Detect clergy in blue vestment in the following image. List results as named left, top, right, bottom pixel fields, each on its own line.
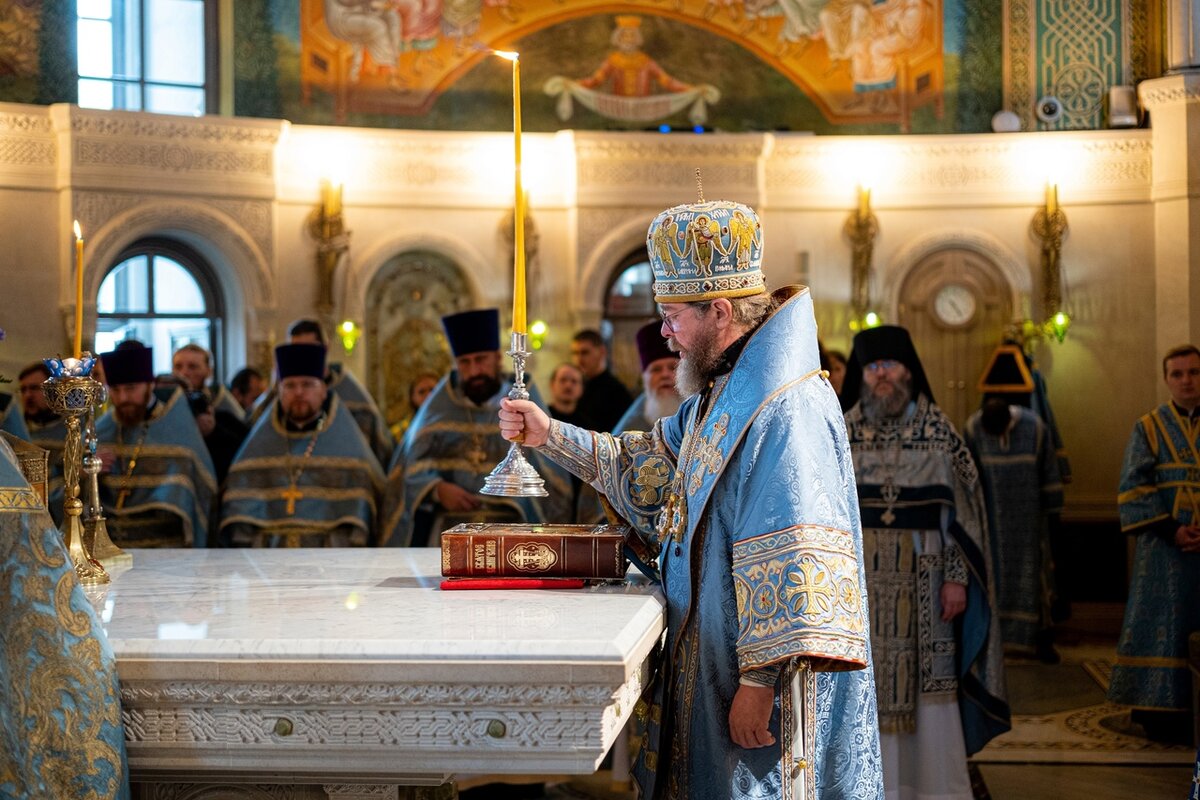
left=842, top=325, right=1008, bottom=800
left=381, top=308, right=570, bottom=547
left=220, top=343, right=383, bottom=547
left=95, top=342, right=216, bottom=547
left=1112, top=344, right=1200, bottom=741
left=964, top=345, right=1064, bottom=660
left=499, top=198, right=884, bottom=799
left=0, top=433, right=129, bottom=799
left=289, top=319, right=395, bottom=467
left=611, top=320, right=681, bottom=434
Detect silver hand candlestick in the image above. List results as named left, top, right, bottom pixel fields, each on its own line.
left=83, top=407, right=131, bottom=567
left=481, top=331, right=548, bottom=497
left=42, top=355, right=108, bottom=585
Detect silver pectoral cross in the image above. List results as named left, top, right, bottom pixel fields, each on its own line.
left=881, top=478, right=901, bottom=526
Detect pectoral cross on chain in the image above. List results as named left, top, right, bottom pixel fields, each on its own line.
left=881, top=478, right=901, bottom=526
left=282, top=485, right=304, bottom=516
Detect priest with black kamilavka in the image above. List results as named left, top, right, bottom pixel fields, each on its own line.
left=381, top=308, right=568, bottom=547
left=96, top=341, right=216, bottom=548
left=220, top=343, right=383, bottom=547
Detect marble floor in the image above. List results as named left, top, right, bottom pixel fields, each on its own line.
left=468, top=640, right=1199, bottom=800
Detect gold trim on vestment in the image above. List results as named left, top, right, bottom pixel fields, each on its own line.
left=223, top=486, right=376, bottom=504
left=105, top=501, right=197, bottom=544
left=229, top=455, right=384, bottom=492
left=0, top=487, right=41, bottom=512
left=219, top=513, right=370, bottom=533
left=405, top=457, right=495, bottom=477
left=105, top=443, right=218, bottom=494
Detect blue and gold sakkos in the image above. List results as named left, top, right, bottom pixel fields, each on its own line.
left=0, top=435, right=129, bottom=799
left=540, top=286, right=883, bottom=800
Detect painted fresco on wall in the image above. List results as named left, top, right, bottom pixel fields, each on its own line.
left=0, top=0, right=74, bottom=105
left=240, top=0, right=971, bottom=133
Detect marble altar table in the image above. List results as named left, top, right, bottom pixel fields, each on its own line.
left=99, top=548, right=664, bottom=799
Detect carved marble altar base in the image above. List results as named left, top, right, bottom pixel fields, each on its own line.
left=103, top=549, right=662, bottom=799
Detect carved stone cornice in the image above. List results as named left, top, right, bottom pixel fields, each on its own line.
left=1139, top=73, right=1200, bottom=109
left=120, top=680, right=619, bottom=707
left=0, top=106, right=54, bottom=137
left=766, top=132, right=1152, bottom=204
left=120, top=669, right=646, bottom=770
left=571, top=133, right=766, bottom=207
left=68, top=109, right=284, bottom=148
left=0, top=106, right=56, bottom=183
left=51, top=106, right=283, bottom=191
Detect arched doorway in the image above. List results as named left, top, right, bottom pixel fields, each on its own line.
left=896, top=248, right=1014, bottom=429
left=603, top=249, right=656, bottom=390
left=365, top=251, right=476, bottom=429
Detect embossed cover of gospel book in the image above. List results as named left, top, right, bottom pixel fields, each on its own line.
left=440, top=522, right=629, bottom=579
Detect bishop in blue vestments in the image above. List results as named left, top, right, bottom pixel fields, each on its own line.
left=500, top=198, right=883, bottom=799
left=0, top=433, right=129, bottom=799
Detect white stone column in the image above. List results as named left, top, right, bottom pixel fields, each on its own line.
left=1141, top=73, right=1200, bottom=354
left=1165, top=0, right=1200, bottom=71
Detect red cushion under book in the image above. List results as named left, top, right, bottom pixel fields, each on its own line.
left=439, top=578, right=585, bottom=590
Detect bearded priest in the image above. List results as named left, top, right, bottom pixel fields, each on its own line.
left=220, top=343, right=383, bottom=547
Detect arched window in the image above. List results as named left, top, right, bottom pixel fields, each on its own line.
left=604, top=251, right=657, bottom=388
left=95, top=239, right=224, bottom=377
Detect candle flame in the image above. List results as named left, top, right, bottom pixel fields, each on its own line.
left=73, top=220, right=82, bottom=239
left=493, top=50, right=519, bottom=61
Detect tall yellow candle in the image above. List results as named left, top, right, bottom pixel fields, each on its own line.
left=857, top=185, right=871, bottom=220
left=73, top=220, right=84, bottom=358
left=497, top=50, right=526, bottom=335
left=1046, top=182, right=1058, bottom=216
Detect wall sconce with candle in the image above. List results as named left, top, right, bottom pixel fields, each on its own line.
left=845, top=184, right=882, bottom=331
left=1030, top=182, right=1071, bottom=343
left=306, top=178, right=351, bottom=319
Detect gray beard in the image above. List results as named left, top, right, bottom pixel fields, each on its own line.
left=644, top=388, right=682, bottom=422
left=861, top=377, right=913, bottom=422
left=673, top=325, right=723, bottom=397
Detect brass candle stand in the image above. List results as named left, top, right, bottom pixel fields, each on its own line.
left=83, top=409, right=130, bottom=566
left=481, top=331, right=548, bottom=497
left=42, top=359, right=108, bottom=585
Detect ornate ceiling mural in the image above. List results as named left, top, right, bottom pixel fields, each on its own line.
left=239, top=0, right=968, bottom=133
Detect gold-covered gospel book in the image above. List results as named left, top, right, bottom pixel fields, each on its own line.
left=440, top=522, right=629, bottom=580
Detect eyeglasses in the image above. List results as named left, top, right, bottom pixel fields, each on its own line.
left=864, top=359, right=902, bottom=374
left=659, top=303, right=710, bottom=332
left=659, top=307, right=691, bottom=332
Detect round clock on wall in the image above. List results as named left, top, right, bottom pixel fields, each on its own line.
left=931, top=283, right=978, bottom=328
